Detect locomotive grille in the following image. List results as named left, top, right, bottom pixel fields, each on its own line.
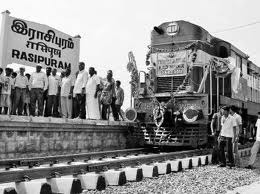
left=157, top=76, right=189, bottom=93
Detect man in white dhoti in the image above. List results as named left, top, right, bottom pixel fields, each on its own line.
left=85, top=67, right=101, bottom=119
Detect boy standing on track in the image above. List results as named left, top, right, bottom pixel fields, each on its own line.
left=246, top=112, right=260, bottom=169
left=218, top=106, right=236, bottom=167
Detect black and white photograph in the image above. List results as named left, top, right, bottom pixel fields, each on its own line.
left=0, top=0, right=259, bottom=193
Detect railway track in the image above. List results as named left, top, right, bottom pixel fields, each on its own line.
left=0, top=144, right=253, bottom=194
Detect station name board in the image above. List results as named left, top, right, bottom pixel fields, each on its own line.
left=0, top=12, right=80, bottom=73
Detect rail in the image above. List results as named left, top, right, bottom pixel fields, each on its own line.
left=0, top=149, right=205, bottom=183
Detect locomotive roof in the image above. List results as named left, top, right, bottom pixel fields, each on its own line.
left=151, top=20, right=248, bottom=58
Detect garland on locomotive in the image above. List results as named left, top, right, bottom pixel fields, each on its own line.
left=127, top=20, right=260, bottom=148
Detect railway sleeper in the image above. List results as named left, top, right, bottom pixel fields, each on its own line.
left=0, top=149, right=255, bottom=193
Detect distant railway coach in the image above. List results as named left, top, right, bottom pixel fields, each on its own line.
left=127, top=20, right=260, bottom=148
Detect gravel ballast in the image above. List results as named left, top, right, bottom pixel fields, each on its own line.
left=88, top=156, right=260, bottom=194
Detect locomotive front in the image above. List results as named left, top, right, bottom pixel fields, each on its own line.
left=127, top=21, right=227, bottom=148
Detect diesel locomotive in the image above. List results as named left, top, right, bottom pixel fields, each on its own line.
left=126, top=20, right=260, bottom=148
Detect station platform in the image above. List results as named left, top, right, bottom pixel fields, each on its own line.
left=0, top=115, right=142, bottom=159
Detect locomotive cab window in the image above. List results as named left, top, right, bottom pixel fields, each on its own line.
left=218, top=46, right=229, bottom=58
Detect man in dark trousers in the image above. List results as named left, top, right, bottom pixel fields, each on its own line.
left=44, top=67, right=52, bottom=116
left=73, top=62, right=88, bottom=119
left=29, top=64, right=48, bottom=116
left=218, top=106, right=236, bottom=167
left=210, top=107, right=223, bottom=164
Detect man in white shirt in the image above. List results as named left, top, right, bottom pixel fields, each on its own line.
left=85, top=67, right=101, bottom=119
left=12, top=67, right=29, bottom=115
left=46, top=69, right=60, bottom=117
left=246, top=112, right=260, bottom=169
left=73, top=62, right=88, bottom=119
left=29, top=64, right=48, bottom=116
left=230, top=105, right=242, bottom=167
left=218, top=106, right=236, bottom=167
left=60, top=68, right=74, bottom=119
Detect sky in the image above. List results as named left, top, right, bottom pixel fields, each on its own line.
left=1, top=0, right=260, bottom=110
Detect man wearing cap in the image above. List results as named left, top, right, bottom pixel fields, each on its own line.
left=73, top=62, right=88, bottom=119
left=12, top=67, right=29, bottom=115
left=29, top=64, right=48, bottom=116
left=246, top=112, right=260, bottom=169
left=218, top=106, right=237, bottom=167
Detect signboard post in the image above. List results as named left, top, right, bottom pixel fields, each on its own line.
left=0, top=11, right=80, bottom=74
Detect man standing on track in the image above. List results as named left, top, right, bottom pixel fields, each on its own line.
left=246, top=112, right=260, bottom=169
left=211, top=107, right=223, bottom=164
left=218, top=106, right=236, bottom=168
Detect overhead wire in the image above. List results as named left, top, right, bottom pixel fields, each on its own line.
left=213, top=21, right=260, bottom=33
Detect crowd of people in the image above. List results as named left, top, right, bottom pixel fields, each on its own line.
left=211, top=105, right=260, bottom=169
left=0, top=62, right=125, bottom=121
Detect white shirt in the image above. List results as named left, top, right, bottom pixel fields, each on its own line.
left=73, top=70, right=88, bottom=94
left=61, top=76, right=74, bottom=97
left=14, top=74, right=29, bottom=89
left=220, top=115, right=236, bottom=138
left=48, top=75, right=59, bottom=95
left=255, top=119, right=260, bottom=141
left=233, top=113, right=242, bottom=134
left=29, top=72, right=48, bottom=90
left=85, top=74, right=100, bottom=94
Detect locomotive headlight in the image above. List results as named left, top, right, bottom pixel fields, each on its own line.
left=182, top=107, right=199, bottom=123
